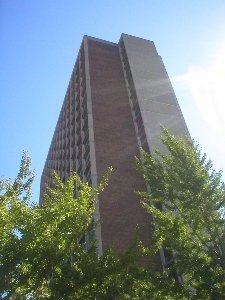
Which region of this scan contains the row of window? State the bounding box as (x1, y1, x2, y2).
(42, 44, 92, 193)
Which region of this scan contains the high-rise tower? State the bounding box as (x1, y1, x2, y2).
(40, 34, 189, 270)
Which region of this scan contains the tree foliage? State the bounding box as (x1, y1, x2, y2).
(136, 129, 225, 299)
(0, 153, 114, 299)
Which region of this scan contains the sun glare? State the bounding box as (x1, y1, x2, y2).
(185, 44, 225, 135)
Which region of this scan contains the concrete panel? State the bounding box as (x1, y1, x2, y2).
(141, 100, 181, 115)
(121, 34, 190, 154)
(144, 112, 189, 142)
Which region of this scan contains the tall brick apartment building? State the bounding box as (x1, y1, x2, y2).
(40, 34, 189, 269)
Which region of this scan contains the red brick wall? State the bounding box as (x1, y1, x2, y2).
(88, 39, 161, 270)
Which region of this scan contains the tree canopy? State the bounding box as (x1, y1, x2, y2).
(0, 153, 113, 299)
(136, 129, 225, 299)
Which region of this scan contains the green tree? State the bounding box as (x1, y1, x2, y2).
(136, 129, 225, 299)
(0, 152, 112, 299)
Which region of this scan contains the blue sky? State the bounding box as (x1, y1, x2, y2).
(1, 0, 225, 202)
